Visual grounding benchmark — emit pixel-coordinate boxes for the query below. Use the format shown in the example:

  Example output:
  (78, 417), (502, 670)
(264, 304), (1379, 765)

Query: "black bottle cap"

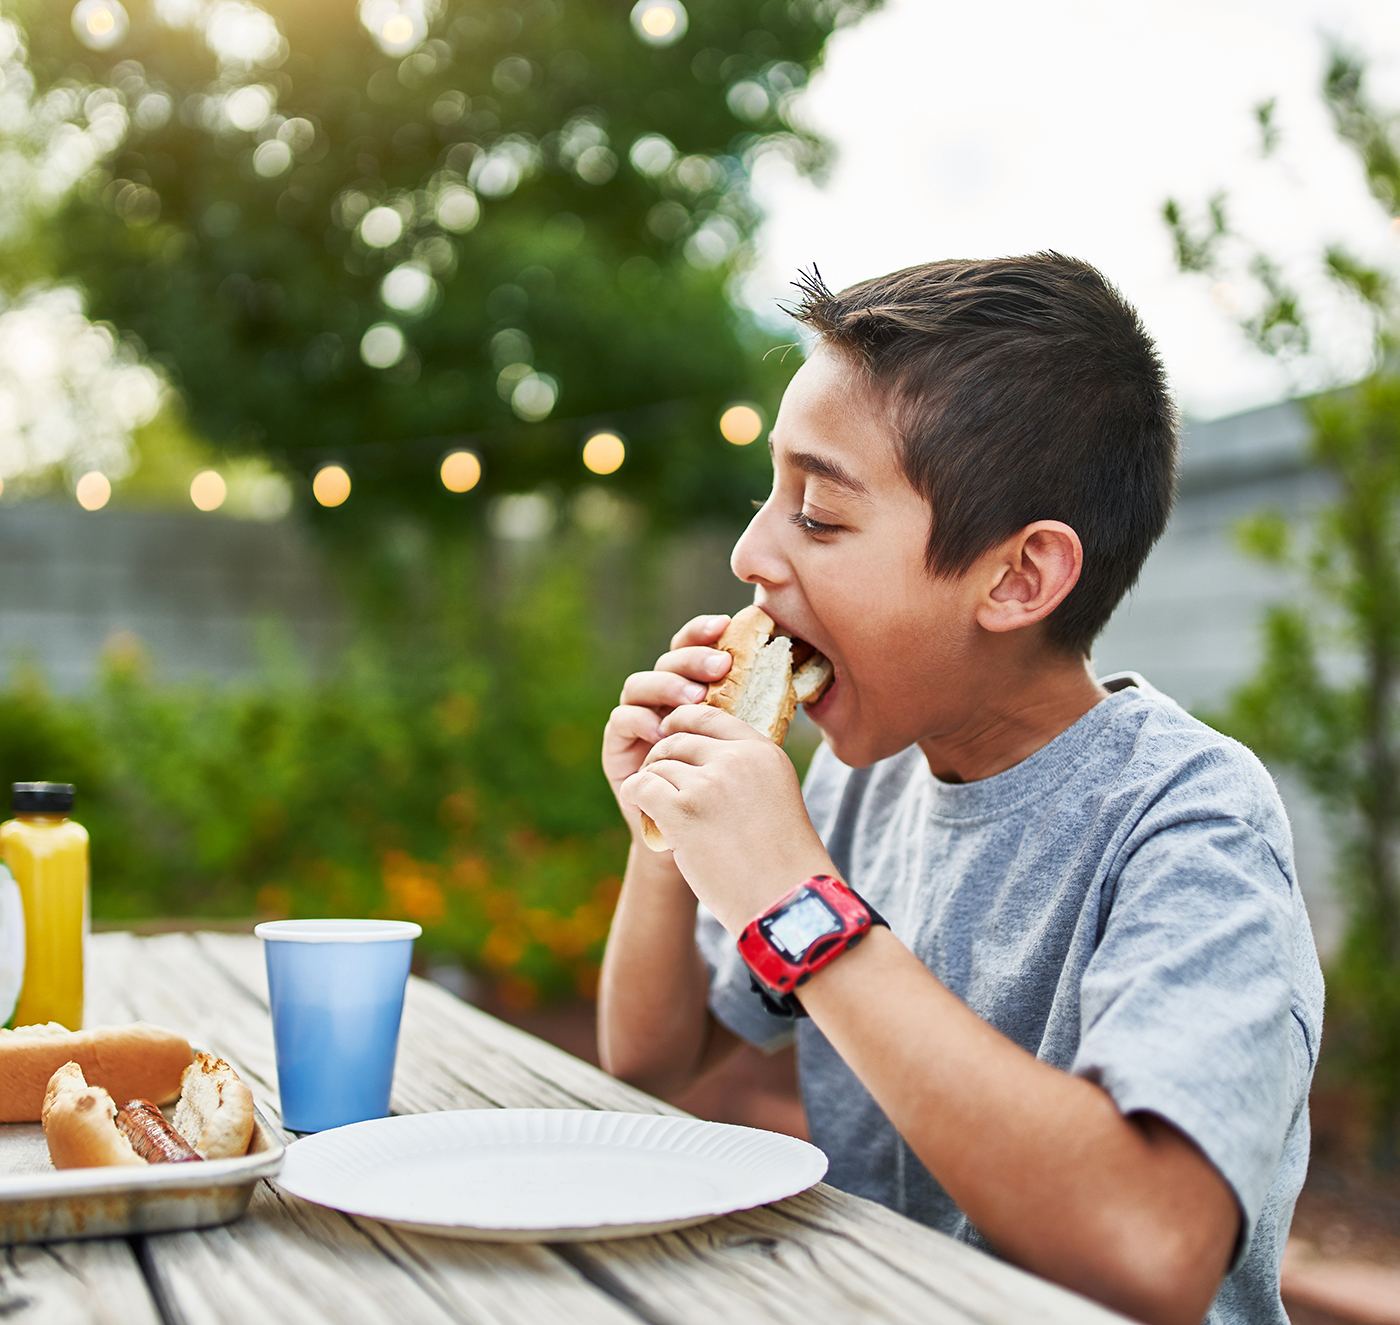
(12, 783), (74, 813)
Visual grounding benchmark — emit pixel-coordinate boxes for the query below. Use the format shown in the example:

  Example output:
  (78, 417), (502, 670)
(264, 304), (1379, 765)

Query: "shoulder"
(1095, 675), (1289, 853)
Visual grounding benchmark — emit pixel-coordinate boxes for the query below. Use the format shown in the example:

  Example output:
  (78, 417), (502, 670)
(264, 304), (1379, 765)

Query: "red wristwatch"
(737, 875), (887, 1019)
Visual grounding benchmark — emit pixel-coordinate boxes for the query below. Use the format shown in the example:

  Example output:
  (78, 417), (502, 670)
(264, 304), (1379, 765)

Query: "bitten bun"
(41, 1062), (144, 1170)
(174, 1052), (255, 1159)
(0, 1022), (194, 1123)
(640, 606), (834, 851)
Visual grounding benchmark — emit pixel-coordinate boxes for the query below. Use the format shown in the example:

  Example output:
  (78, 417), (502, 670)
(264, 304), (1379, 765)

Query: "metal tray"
(0, 1102), (284, 1245)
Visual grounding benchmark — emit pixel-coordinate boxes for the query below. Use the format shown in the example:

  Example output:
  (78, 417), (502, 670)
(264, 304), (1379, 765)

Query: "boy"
(597, 255), (1322, 1325)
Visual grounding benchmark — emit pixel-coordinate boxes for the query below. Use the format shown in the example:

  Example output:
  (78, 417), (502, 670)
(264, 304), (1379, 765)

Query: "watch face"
(761, 889), (843, 962)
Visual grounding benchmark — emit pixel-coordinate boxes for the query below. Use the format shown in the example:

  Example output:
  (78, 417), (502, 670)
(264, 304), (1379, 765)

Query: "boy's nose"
(731, 501), (789, 588)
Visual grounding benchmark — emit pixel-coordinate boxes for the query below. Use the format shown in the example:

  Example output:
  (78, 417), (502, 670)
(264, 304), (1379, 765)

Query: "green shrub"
(0, 527), (657, 1007)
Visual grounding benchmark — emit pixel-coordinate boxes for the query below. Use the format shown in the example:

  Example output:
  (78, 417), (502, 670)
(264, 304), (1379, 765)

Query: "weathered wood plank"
(88, 935), (641, 1325)
(0, 1239), (161, 1325)
(89, 934), (1129, 1325)
(566, 1184), (1128, 1325)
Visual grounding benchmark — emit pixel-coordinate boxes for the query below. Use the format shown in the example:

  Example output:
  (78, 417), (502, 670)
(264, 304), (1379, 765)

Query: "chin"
(805, 684), (889, 771)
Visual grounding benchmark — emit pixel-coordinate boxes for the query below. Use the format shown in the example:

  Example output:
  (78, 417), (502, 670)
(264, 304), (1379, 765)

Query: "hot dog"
(41, 1054), (254, 1170)
(117, 1098), (203, 1164)
(640, 606), (834, 851)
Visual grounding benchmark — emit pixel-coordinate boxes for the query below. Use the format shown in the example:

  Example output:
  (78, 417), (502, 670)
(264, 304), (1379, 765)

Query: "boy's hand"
(620, 704), (835, 932)
(602, 614), (734, 843)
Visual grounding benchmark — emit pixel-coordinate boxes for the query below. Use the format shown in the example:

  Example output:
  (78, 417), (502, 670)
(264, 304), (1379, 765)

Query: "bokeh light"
(582, 432), (626, 475)
(440, 450), (482, 493)
(190, 470), (227, 511)
(719, 403), (764, 446)
(382, 13), (413, 45)
(358, 205), (404, 248)
(312, 465), (351, 507)
(72, 0), (128, 51)
(435, 186), (480, 233)
(380, 263), (436, 316)
(76, 471), (111, 510)
(360, 323), (406, 369)
(361, 0), (426, 55)
(630, 0), (687, 46)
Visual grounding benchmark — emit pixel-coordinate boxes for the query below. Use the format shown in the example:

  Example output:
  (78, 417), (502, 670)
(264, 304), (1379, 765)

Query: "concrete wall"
(0, 503), (344, 690)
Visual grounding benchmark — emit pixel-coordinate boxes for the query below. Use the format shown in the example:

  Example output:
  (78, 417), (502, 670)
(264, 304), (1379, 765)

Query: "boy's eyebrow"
(770, 438), (872, 499)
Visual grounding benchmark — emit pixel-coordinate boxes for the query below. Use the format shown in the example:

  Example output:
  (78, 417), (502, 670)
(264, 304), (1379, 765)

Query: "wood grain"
(80, 933), (1129, 1325)
(0, 1239), (162, 1325)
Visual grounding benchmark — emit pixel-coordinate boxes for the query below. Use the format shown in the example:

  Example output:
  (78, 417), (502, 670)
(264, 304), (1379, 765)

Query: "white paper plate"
(276, 1109), (828, 1241)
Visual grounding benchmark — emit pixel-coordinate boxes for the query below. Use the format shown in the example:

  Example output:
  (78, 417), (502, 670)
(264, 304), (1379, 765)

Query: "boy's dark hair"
(792, 254), (1177, 656)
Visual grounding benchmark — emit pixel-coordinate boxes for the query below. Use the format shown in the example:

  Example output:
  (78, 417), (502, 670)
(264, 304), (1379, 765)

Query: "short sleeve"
(1072, 816), (1305, 1267)
(695, 905), (796, 1053)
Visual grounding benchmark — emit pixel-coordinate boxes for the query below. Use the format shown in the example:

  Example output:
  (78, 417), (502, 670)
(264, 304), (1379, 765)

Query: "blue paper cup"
(254, 919), (422, 1133)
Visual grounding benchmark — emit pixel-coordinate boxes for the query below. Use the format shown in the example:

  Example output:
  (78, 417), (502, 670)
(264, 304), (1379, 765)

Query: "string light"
(76, 472), (111, 510)
(190, 470), (227, 511)
(582, 432), (626, 475)
(630, 0), (687, 46)
(313, 465), (351, 507)
(72, 0), (128, 51)
(440, 450), (482, 493)
(381, 13), (413, 45)
(719, 403), (763, 446)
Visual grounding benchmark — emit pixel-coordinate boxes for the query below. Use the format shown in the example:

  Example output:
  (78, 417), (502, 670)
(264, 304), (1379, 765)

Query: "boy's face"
(731, 346), (997, 769)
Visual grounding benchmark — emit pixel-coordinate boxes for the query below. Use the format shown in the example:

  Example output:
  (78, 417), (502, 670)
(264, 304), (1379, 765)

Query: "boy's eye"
(790, 510), (842, 537)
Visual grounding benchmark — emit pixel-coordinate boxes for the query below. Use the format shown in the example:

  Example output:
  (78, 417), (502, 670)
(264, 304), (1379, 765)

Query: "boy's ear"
(975, 521), (1084, 635)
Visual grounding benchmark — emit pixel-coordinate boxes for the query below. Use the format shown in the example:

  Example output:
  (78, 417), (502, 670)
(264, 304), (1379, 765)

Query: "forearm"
(800, 928), (1235, 1325)
(597, 841), (732, 1097)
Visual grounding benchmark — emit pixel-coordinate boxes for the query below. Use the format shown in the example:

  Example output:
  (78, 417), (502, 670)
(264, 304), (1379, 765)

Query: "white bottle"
(0, 863), (24, 1027)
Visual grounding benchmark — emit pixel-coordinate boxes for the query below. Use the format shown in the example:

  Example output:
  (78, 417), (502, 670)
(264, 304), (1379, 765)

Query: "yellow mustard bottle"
(1, 782), (88, 1030)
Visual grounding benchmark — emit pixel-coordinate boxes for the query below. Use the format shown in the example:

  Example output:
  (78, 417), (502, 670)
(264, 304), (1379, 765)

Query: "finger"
(641, 731), (717, 770)
(660, 703), (768, 742)
(653, 646), (732, 683)
(670, 614), (731, 651)
(619, 670), (710, 711)
(619, 765), (686, 815)
(604, 704), (664, 750)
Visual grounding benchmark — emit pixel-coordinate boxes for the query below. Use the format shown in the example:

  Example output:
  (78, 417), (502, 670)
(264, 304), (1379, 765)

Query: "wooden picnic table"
(1, 932), (1125, 1324)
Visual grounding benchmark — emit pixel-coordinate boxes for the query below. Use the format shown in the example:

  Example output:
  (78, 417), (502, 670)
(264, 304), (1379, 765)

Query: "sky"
(744, 0), (1400, 421)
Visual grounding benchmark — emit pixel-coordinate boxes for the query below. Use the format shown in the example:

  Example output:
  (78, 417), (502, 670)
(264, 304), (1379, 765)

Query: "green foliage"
(1161, 192), (1227, 275)
(1324, 48), (1400, 218)
(1169, 53), (1400, 1147)
(6, 0), (874, 524)
(0, 529), (664, 1006)
(1205, 381), (1400, 1132)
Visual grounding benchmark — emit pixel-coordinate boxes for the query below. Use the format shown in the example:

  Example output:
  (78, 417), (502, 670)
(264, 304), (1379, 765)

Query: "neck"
(917, 649), (1108, 784)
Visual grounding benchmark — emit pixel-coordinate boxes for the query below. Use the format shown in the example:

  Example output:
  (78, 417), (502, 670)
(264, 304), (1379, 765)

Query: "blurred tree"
(5, 0), (876, 522)
(1164, 51), (1400, 1157)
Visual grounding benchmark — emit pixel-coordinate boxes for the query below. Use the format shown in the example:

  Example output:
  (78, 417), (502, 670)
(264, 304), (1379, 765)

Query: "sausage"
(116, 1098), (203, 1164)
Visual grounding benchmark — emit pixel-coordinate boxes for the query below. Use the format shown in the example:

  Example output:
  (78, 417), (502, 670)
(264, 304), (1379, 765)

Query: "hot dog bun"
(174, 1052), (254, 1159)
(640, 606), (834, 851)
(0, 1022), (193, 1123)
(41, 1062), (145, 1169)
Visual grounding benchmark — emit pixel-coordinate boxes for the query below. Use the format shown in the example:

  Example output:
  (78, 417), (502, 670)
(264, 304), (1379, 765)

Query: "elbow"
(601, 1055), (688, 1102)
(597, 1035), (690, 1100)
(1088, 1221), (1230, 1325)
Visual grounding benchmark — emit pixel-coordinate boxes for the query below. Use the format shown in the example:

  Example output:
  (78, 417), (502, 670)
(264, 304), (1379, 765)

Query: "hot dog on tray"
(38, 1049), (256, 1170)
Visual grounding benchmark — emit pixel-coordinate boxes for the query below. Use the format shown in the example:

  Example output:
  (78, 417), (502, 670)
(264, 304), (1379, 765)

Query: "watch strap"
(747, 883), (888, 1021)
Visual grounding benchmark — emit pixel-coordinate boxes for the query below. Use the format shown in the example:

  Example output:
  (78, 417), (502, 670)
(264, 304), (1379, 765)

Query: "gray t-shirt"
(698, 676), (1323, 1325)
